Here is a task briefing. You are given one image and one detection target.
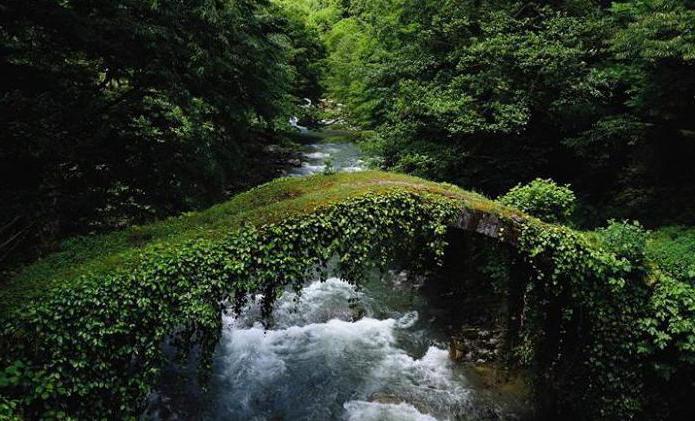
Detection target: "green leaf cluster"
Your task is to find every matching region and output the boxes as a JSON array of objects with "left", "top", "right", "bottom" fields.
[{"left": 499, "top": 179, "right": 576, "bottom": 224}]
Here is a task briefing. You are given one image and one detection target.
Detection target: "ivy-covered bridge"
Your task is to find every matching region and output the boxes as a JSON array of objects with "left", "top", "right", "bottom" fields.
[{"left": 0, "top": 171, "right": 691, "bottom": 419}]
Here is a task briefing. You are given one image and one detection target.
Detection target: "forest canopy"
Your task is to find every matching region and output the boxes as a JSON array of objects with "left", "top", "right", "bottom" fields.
[
  {"left": 285, "top": 0, "right": 695, "bottom": 226},
  {"left": 0, "top": 0, "right": 322, "bottom": 264}
]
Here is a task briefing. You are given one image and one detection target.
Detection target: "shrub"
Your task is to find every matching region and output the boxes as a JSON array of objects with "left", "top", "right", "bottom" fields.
[
  {"left": 598, "top": 220, "right": 649, "bottom": 270},
  {"left": 392, "top": 153, "right": 445, "bottom": 179},
  {"left": 322, "top": 158, "right": 336, "bottom": 175},
  {"left": 639, "top": 274, "right": 695, "bottom": 419},
  {"left": 498, "top": 179, "right": 576, "bottom": 224},
  {"left": 647, "top": 226, "right": 695, "bottom": 285}
]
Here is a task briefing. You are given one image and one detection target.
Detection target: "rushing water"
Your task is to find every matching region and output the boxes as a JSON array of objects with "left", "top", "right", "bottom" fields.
[
  {"left": 149, "top": 272, "right": 529, "bottom": 420},
  {"left": 286, "top": 130, "right": 366, "bottom": 177},
  {"left": 289, "top": 117, "right": 309, "bottom": 133}
]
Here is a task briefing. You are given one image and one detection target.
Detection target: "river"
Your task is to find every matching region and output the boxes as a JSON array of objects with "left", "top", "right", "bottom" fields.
[
  {"left": 148, "top": 269, "right": 529, "bottom": 420},
  {"left": 286, "top": 129, "right": 366, "bottom": 176}
]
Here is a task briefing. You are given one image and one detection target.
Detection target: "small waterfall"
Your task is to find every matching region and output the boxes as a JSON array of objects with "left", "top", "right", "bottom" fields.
[{"left": 289, "top": 116, "right": 308, "bottom": 133}]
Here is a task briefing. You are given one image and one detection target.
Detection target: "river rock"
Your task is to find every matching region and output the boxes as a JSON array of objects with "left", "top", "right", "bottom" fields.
[
  {"left": 449, "top": 327, "right": 505, "bottom": 364},
  {"left": 368, "top": 393, "right": 403, "bottom": 405}
]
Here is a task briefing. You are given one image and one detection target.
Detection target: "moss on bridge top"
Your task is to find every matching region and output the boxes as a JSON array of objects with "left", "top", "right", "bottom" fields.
[{"left": 0, "top": 171, "right": 526, "bottom": 317}]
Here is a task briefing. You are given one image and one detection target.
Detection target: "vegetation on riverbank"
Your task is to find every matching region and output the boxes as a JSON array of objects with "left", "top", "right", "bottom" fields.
[{"left": 0, "top": 0, "right": 324, "bottom": 268}]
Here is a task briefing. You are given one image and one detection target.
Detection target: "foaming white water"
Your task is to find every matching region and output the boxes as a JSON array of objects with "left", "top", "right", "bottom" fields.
[
  {"left": 305, "top": 151, "right": 330, "bottom": 159},
  {"left": 288, "top": 141, "right": 365, "bottom": 177},
  {"left": 231, "top": 277, "right": 367, "bottom": 328},
  {"left": 204, "top": 278, "right": 473, "bottom": 420},
  {"left": 343, "top": 401, "right": 438, "bottom": 421},
  {"left": 289, "top": 116, "right": 308, "bottom": 133},
  {"left": 210, "top": 317, "right": 397, "bottom": 419},
  {"left": 362, "top": 346, "right": 473, "bottom": 418},
  {"left": 273, "top": 277, "right": 367, "bottom": 326}
]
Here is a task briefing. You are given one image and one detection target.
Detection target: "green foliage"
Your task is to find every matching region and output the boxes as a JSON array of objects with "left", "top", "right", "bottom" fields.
[
  {"left": 639, "top": 273, "right": 695, "bottom": 418},
  {"left": 322, "top": 158, "right": 336, "bottom": 175},
  {"left": 598, "top": 220, "right": 649, "bottom": 270},
  {"left": 391, "top": 152, "right": 447, "bottom": 180},
  {"left": 512, "top": 217, "right": 694, "bottom": 419},
  {"left": 647, "top": 226, "right": 695, "bottom": 284},
  {"left": 498, "top": 197, "right": 693, "bottom": 419},
  {"left": 0, "top": 0, "right": 323, "bottom": 264},
  {"left": 499, "top": 179, "right": 576, "bottom": 224},
  {"left": 641, "top": 275, "right": 695, "bottom": 367},
  {"left": 611, "top": 0, "right": 695, "bottom": 123},
  {"left": 516, "top": 221, "right": 650, "bottom": 418},
  {"left": 273, "top": 1, "right": 327, "bottom": 100},
  {"left": 0, "top": 396, "right": 20, "bottom": 421},
  {"left": 300, "top": 0, "right": 695, "bottom": 224},
  {"left": 639, "top": 226, "right": 695, "bottom": 417}
]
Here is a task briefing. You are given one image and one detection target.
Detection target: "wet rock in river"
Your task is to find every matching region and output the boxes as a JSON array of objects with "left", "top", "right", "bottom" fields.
[{"left": 449, "top": 327, "right": 505, "bottom": 364}]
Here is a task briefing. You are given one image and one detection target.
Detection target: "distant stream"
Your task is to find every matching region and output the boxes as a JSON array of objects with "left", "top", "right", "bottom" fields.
[{"left": 286, "top": 123, "right": 366, "bottom": 176}]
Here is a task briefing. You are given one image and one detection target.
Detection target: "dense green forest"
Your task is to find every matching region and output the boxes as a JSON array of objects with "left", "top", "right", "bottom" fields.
[
  {"left": 284, "top": 0, "right": 695, "bottom": 225},
  {"left": 3, "top": 0, "right": 694, "bottom": 262},
  {"left": 0, "top": 0, "right": 323, "bottom": 266},
  {"left": 1, "top": 0, "right": 695, "bottom": 420}
]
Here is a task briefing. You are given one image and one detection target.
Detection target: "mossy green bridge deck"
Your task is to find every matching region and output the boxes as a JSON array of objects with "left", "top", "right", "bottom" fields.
[{"left": 0, "top": 171, "right": 529, "bottom": 317}]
